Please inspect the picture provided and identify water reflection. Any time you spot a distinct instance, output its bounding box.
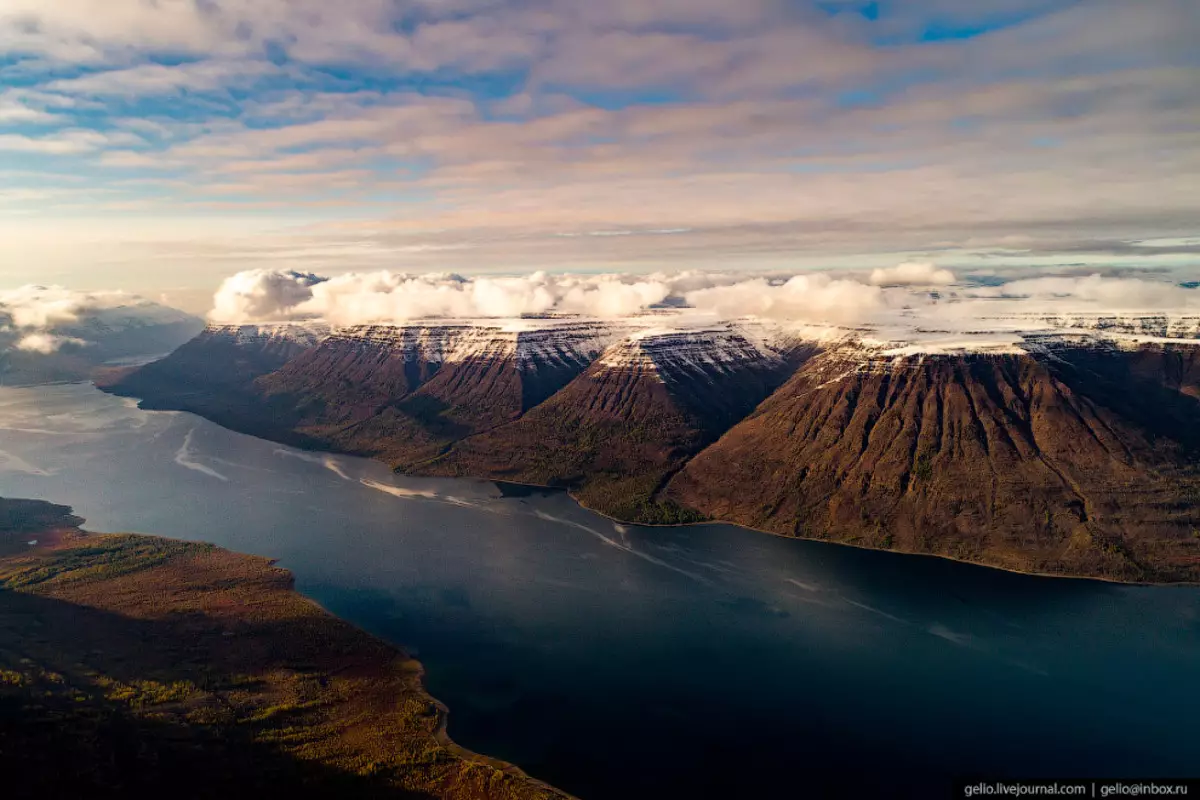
[0,383,1197,799]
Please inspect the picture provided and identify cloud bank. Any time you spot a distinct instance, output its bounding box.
[209,270,681,324]
[14,332,89,354]
[684,275,887,322]
[869,262,956,287]
[209,270,328,325]
[207,267,1200,329]
[0,284,197,354]
[973,275,1200,308]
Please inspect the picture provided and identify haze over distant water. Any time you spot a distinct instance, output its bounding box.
[1,382,1197,798]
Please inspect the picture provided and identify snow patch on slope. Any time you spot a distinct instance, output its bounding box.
[596,320,788,380]
[327,318,630,370]
[206,322,331,348]
[194,292,1200,379]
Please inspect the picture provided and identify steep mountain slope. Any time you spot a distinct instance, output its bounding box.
[254,321,623,467]
[667,341,1200,582]
[108,323,326,396]
[102,324,329,442]
[420,327,804,522]
[100,310,1200,581]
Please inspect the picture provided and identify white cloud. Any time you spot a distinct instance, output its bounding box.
[208,269,328,324]
[685,274,887,323]
[0,284,99,328]
[14,332,88,354]
[0,129,142,155]
[210,270,676,324]
[0,133,93,155]
[0,97,59,125]
[45,61,282,97]
[557,276,671,317]
[869,262,957,286]
[0,285,195,355]
[206,268,1200,335]
[971,274,1200,308]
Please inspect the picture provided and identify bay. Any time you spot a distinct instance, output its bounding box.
[1,383,1197,798]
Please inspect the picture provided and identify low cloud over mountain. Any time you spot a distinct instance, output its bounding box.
[868,262,956,287]
[205,266,1200,331]
[105,262,1200,583]
[0,285,203,384]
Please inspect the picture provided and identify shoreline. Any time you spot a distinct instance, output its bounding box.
[442,478,1199,588]
[284,578,566,788]
[81,378,1200,587]
[584,497,1200,588]
[505,478,1200,589]
[0,497,574,799]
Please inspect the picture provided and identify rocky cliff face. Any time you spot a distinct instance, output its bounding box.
[102,323,329,443]
[251,320,627,466]
[102,312,1200,581]
[667,341,1200,582]
[418,325,806,521]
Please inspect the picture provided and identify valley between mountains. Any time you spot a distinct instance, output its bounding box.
[100,314,1200,584]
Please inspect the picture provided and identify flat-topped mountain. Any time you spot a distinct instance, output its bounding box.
[254,320,626,466]
[102,310,1200,582]
[424,325,802,522]
[668,342,1200,582]
[104,322,332,443]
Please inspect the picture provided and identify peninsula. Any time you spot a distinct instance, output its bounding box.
[0,496,569,800]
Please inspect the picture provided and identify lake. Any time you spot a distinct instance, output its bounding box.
[1,383,1197,798]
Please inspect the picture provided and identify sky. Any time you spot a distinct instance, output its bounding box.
[0,0,1197,313]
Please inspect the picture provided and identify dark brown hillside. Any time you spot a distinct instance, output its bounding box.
[667,345,1200,582]
[256,326,450,424]
[252,325,610,469]
[100,320,1200,582]
[101,325,326,444]
[291,352,537,470]
[1040,337,1200,399]
[100,323,605,468]
[413,348,589,431]
[419,334,802,523]
[118,325,316,395]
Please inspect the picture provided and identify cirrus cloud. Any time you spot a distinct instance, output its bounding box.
[0,0,1196,290]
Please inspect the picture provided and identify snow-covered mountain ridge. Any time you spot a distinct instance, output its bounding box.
[203,306,1200,380]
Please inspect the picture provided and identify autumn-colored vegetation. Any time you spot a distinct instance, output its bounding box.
[0,498,569,799]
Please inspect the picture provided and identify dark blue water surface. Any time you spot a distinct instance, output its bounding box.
[1,384,1197,798]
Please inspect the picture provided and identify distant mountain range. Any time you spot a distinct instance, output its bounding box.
[101,311,1200,583]
[0,299,203,386]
